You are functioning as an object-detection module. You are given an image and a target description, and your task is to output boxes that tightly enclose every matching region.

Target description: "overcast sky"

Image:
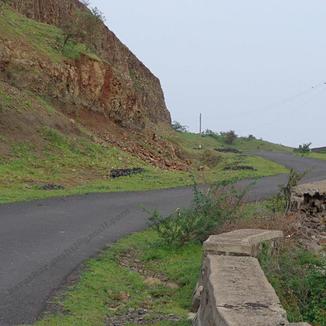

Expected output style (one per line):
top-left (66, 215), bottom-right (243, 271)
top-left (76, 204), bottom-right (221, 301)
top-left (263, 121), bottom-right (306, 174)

top-left (89, 0), bottom-right (326, 147)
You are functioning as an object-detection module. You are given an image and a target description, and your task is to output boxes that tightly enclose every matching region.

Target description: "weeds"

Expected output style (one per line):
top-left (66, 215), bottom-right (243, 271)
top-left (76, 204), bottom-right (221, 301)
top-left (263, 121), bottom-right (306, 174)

top-left (259, 245), bottom-right (326, 325)
top-left (281, 169), bottom-right (305, 213)
top-left (149, 181), bottom-right (247, 246)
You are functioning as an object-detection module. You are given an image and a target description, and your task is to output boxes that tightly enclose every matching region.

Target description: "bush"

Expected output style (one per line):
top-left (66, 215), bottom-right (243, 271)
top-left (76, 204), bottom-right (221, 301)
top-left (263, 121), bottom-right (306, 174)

top-left (294, 143), bottom-right (312, 156)
top-left (221, 130), bottom-right (237, 145)
top-left (282, 169), bottom-right (305, 212)
top-left (203, 129), bottom-right (220, 141)
top-left (201, 150), bottom-right (221, 168)
top-left (148, 182), bottom-right (247, 246)
top-left (171, 121), bottom-right (188, 133)
top-left (61, 4), bottom-right (105, 51)
top-left (260, 245), bottom-right (326, 325)
top-left (247, 134), bottom-right (256, 141)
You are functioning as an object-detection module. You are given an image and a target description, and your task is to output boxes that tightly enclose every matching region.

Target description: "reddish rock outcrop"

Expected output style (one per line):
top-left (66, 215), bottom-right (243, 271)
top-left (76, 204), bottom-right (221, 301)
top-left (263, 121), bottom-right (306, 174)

top-left (0, 1), bottom-right (189, 170)
top-left (4, 0), bottom-right (171, 130)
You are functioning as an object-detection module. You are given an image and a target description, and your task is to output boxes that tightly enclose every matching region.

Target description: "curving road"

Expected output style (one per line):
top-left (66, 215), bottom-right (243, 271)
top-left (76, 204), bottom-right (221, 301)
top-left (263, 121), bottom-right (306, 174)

top-left (0, 152), bottom-right (326, 325)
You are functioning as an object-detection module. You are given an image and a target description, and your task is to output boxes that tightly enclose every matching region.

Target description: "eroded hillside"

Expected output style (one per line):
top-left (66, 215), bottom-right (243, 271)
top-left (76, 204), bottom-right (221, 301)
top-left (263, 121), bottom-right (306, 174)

top-left (0, 1), bottom-right (289, 203)
top-left (0, 0), bottom-right (188, 170)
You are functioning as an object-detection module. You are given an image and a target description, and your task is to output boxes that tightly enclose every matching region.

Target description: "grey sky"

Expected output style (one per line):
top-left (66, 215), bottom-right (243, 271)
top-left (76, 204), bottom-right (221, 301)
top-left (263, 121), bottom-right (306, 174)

top-left (89, 0), bottom-right (326, 147)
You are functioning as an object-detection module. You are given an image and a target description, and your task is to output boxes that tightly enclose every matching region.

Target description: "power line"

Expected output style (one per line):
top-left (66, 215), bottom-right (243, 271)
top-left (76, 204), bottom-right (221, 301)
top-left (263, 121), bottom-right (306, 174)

top-left (241, 81), bottom-right (326, 116)
top-left (259, 85), bottom-right (326, 128)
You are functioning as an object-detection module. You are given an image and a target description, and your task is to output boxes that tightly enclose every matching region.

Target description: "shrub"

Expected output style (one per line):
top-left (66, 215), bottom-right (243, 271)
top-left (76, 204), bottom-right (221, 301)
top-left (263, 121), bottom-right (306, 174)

top-left (61, 4), bottom-right (105, 51)
top-left (148, 182), bottom-right (247, 246)
top-left (221, 130), bottom-right (237, 145)
top-left (203, 129), bottom-right (220, 141)
top-left (201, 150), bottom-right (221, 168)
top-left (260, 245), bottom-right (326, 325)
top-left (282, 169), bottom-right (305, 213)
top-left (294, 143), bottom-right (312, 156)
top-left (247, 134), bottom-right (256, 141)
top-left (266, 169), bottom-right (305, 214)
top-left (171, 121), bottom-right (188, 133)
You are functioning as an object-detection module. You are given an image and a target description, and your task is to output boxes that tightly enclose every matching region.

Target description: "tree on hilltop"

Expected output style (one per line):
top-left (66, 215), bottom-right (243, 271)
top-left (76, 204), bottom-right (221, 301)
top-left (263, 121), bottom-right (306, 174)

top-left (221, 130), bottom-right (237, 145)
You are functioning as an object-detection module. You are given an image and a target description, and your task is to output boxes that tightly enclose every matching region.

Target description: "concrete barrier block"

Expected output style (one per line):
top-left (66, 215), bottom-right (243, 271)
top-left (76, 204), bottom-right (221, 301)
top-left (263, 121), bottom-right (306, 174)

top-left (204, 229), bottom-right (284, 257)
top-left (197, 255), bottom-right (288, 326)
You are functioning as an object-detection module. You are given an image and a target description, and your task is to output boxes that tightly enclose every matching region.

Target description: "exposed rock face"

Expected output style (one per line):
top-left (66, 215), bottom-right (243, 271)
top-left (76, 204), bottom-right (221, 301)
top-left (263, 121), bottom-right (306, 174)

top-left (0, 1), bottom-right (187, 170)
top-left (3, 0), bottom-right (171, 130)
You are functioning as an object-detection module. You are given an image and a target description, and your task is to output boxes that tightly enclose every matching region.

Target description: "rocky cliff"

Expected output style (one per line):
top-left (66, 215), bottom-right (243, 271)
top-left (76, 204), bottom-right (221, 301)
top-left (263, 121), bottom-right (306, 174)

top-left (4, 0), bottom-right (171, 130)
top-left (0, 0), bottom-right (188, 170)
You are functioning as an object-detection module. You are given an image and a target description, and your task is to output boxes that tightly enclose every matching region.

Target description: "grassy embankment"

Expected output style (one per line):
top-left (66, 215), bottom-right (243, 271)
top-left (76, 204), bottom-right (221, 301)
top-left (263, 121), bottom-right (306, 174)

top-left (37, 230), bottom-right (200, 326)
top-left (0, 124), bottom-right (289, 204)
top-left (0, 124), bottom-right (288, 204)
top-left (307, 152), bottom-right (326, 161)
top-left (0, 89), bottom-right (289, 205)
top-left (0, 7), bottom-right (289, 204)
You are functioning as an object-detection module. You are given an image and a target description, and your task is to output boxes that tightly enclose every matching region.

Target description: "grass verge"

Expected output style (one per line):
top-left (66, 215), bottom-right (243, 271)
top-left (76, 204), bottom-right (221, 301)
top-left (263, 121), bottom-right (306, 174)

top-left (36, 229), bottom-right (202, 326)
top-left (259, 244), bottom-right (326, 325)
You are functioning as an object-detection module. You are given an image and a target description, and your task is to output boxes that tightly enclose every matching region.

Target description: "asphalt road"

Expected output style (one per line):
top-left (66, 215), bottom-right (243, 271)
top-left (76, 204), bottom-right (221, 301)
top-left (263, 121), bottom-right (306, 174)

top-left (1, 151), bottom-right (326, 325)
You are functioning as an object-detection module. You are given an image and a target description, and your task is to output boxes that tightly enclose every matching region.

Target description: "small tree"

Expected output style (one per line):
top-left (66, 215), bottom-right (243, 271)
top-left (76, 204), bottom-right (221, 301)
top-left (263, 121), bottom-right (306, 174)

top-left (61, 5), bottom-right (105, 50)
top-left (247, 134), bottom-right (256, 141)
top-left (282, 169), bottom-right (305, 213)
top-left (222, 130), bottom-right (237, 145)
top-left (294, 143), bottom-right (311, 156)
top-left (172, 121), bottom-right (188, 133)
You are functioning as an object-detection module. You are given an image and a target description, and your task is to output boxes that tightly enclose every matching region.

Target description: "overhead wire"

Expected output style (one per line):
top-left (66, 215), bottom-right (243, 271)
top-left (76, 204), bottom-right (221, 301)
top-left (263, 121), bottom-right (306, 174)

top-left (240, 81), bottom-right (326, 116)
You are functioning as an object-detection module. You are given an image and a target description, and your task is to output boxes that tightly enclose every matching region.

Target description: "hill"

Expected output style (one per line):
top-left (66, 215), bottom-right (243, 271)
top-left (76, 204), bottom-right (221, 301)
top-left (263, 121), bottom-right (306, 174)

top-left (0, 1), bottom-right (289, 203)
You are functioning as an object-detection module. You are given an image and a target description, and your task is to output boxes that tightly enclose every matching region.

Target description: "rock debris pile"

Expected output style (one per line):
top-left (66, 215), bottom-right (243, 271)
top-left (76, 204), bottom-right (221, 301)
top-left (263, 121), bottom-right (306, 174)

top-left (291, 181), bottom-right (326, 251)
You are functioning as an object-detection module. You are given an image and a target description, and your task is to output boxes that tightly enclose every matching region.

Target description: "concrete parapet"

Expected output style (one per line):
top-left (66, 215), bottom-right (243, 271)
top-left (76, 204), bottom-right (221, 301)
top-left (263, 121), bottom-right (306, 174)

top-left (204, 229), bottom-right (284, 257)
top-left (193, 229), bottom-right (312, 326)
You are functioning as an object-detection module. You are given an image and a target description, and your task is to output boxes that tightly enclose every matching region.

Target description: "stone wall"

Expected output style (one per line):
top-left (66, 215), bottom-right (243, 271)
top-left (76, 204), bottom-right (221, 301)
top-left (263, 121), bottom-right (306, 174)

top-left (192, 229), bottom-right (311, 326)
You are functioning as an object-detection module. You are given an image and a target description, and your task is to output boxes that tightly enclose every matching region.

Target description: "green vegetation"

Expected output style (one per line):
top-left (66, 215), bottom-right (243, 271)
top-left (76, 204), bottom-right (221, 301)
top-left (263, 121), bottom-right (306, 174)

top-left (171, 121), bottom-right (188, 133)
top-left (36, 229), bottom-right (202, 326)
top-left (260, 245), bottom-right (326, 325)
top-left (61, 4), bottom-right (105, 52)
top-left (0, 85), bottom-right (288, 204)
top-left (0, 6), bottom-right (100, 62)
top-left (0, 126), bottom-right (288, 204)
top-left (294, 143), bottom-right (312, 156)
top-left (149, 183), bottom-right (245, 246)
top-left (0, 127), bottom-right (191, 204)
top-left (305, 152), bottom-right (326, 161)
top-left (220, 130), bottom-right (237, 145)
top-left (166, 130), bottom-right (291, 156)
top-left (0, 135), bottom-right (287, 204)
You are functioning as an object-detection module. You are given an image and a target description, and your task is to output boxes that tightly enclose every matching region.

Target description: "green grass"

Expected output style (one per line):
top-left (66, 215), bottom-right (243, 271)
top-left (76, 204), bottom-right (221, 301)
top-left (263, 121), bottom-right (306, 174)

top-left (166, 131), bottom-right (291, 154)
top-left (0, 127), bottom-right (191, 204)
top-left (36, 229), bottom-right (202, 326)
top-left (231, 137), bottom-right (292, 152)
top-left (0, 132), bottom-right (288, 204)
top-left (306, 152), bottom-right (326, 161)
top-left (0, 7), bottom-right (99, 62)
top-left (0, 149), bottom-right (287, 204)
top-left (260, 245), bottom-right (326, 325)
top-left (0, 88), bottom-right (289, 204)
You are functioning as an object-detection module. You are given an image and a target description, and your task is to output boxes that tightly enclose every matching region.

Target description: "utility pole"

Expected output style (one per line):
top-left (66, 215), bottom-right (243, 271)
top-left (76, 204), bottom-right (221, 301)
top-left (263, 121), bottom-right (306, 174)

top-left (199, 113), bottom-right (203, 149)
